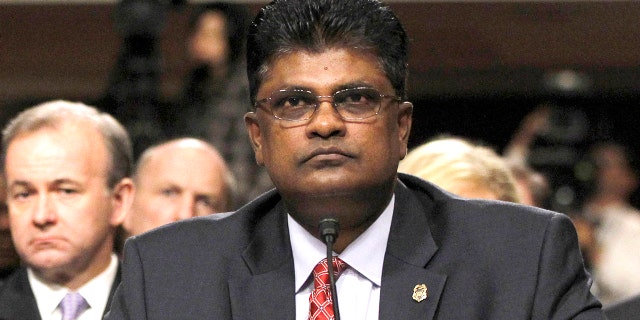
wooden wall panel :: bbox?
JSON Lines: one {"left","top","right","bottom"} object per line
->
{"left": 1, "top": 1, "right": 639, "bottom": 104}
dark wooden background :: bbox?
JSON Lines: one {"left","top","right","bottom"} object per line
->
{"left": 1, "top": 1, "right": 639, "bottom": 153}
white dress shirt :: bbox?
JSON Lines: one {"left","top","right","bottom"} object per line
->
{"left": 28, "top": 254, "right": 119, "bottom": 320}
{"left": 289, "top": 195, "right": 394, "bottom": 320}
{"left": 590, "top": 203, "right": 640, "bottom": 306}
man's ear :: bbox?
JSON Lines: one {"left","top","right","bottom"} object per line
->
{"left": 110, "top": 178, "right": 134, "bottom": 226}
{"left": 244, "top": 111, "right": 265, "bottom": 166}
{"left": 397, "top": 101, "right": 413, "bottom": 159}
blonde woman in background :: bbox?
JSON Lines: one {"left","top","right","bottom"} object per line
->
{"left": 399, "top": 136, "right": 521, "bottom": 203}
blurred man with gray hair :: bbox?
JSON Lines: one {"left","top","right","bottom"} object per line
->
{"left": 0, "top": 100, "right": 134, "bottom": 320}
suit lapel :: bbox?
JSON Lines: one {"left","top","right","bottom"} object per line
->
{"left": 228, "top": 262, "right": 296, "bottom": 320}
{"left": 227, "top": 180, "right": 447, "bottom": 319}
{"left": 379, "top": 180, "right": 447, "bottom": 320}
{"left": 0, "top": 267, "right": 42, "bottom": 320}
{"left": 103, "top": 262, "right": 121, "bottom": 317}
{"left": 229, "top": 201, "right": 296, "bottom": 320}
{"left": 0, "top": 263, "right": 121, "bottom": 320}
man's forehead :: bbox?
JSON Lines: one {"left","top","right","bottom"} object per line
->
{"left": 258, "top": 48, "right": 390, "bottom": 92}
{"left": 5, "top": 128, "right": 110, "bottom": 182}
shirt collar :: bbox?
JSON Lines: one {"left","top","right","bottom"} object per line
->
{"left": 28, "top": 254, "right": 119, "bottom": 316}
{"left": 289, "top": 195, "right": 394, "bottom": 292}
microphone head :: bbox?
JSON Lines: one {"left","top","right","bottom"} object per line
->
{"left": 318, "top": 218, "right": 340, "bottom": 240}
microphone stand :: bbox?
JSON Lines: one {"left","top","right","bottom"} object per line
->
{"left": 319, "top": 218, "right": 341, "bottom": 320}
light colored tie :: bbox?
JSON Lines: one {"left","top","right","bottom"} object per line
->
{"left": 59, "top": 292, "right": 89, "bottom": 320}
{"left": 308, "top": 257, "right": 346, "bottom": 320}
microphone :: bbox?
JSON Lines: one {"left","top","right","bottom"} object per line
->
{"left": 318, "top": 218, "right": 341, "bottom": 320}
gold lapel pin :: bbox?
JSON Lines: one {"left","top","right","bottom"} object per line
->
{"left": 412, "top": 284, "right": 428, "bottom": 302}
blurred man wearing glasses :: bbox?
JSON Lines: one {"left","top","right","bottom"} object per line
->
{"left": 106, "top": 0, "right": 603, "bottom": 319}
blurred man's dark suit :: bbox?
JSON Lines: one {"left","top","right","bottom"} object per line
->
{"left": 604, "top": 294, "right": 640, "bottom": 320}
{"left": 106, "top": 174, "right": 603, "bottom": 319}
{"left": 0, "top": 266, "right": 121, "bottom": 320}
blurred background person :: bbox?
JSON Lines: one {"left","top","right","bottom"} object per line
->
{"left": 0, "top": 176, "right": 20, "bottom": 280}
{"left": 177, "top": 2, "right": 249, "bottom": 123}
{"left": 574, "top": 141, "right": 640, "bottom": 306}
{"left": 0, "top": 100, "right": 37, "bottom": 281}
{"left": 121, "top": 137, "right": 236, "bottom": 241}
{"left": 503, "top": 103, "right": 613, "bottom": 214}
{"left": 96, "top": 0, "right": 185, "bottom": 158}
{"left": 98, "top": 1, "right": 272, "bottom": 207}
{"left": 399, "top": 136, "right": 521, "bottom": 203}
{"left": 171, "top": 2, "right": 273, "bottom": 206}
{"left": 0, "top": 101, "right": 134, "bottom": 319}
{"left": 503, "top": 104, "right": 620, "bottom": 283}
{"left": 506, "top": 160, "right": 551, "bottom": 208}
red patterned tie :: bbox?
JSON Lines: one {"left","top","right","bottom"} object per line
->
{"left": 308, "top": 257, "right": 347, "bottom": 320}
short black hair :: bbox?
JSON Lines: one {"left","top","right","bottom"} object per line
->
{"left": 246, "top": 0, "right": 409, "bottom": 105}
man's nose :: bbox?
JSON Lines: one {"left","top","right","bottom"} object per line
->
{"left": 176, "top": 195, "right": 197, "bottom": 221}
{"left": 32, "top": 195, "right": 57, "bottom": 227}
{"left": 305, "top": 101, "right": 347, "bottom": 139}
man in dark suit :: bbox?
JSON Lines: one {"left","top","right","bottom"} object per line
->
{"left": 604, "top": 294, "right": 640, "bottom": 320}
{"left": 0, "top": 101, "right": 134, "bottom": 319}
{"left": 105, "top": 0, "right": 604, "bottom": 319}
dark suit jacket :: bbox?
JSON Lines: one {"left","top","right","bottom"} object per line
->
{"left": 0, "top": 263, "right": 121, "bottom": 320}
{"left": 106, "top": 174, "right": 603, "bottom": 319}
{"left": 604, "top": 294, "right": 640, "bottom": 320}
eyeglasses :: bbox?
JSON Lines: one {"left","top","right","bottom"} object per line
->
{"left": 254, "top": 87, "right": 402, "bottom": 122}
